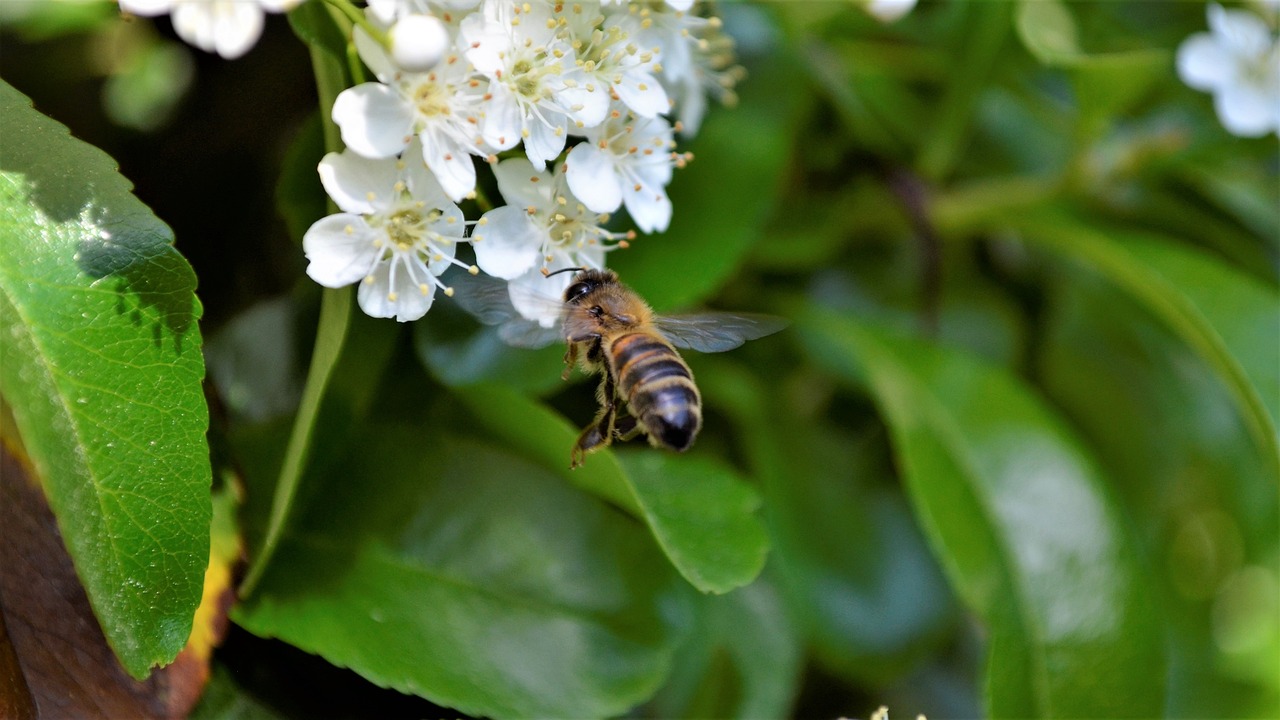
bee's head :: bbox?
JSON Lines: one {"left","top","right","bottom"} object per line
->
{"left": 549, "top": 267, "right": 618, "bottom": 305}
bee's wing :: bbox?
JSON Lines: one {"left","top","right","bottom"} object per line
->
{"left": 653, "top": 312, "right": 788, "bottom": 353}
{"left": 444, "top": 269, "right": 566, "bottom": 349}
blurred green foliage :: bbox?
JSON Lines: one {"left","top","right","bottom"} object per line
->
{"left": 1, "top": 1, "right": 1277, "bottom": 718}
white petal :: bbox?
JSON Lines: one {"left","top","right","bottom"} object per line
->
{"left": 524, "top": 112, "right": 568, "bottom": 169}
{"left": 665, "top": 0, "right": 695, "bottom": 10}
{"left": 472, "top": 205, "right": 543, "bottom": 279}
{"left": 480, "top": 82, "right": 523, "bottom": 151}
{"left": 257, "top": 0, "right": 302, "bottom": 12}
{"left": 1215, "top": 83, "right": 1275, "bottom": 136}
{"left": 401, "top": 137, "right": 454, "bottom": 205}
{"left": 354, "top": 24, "right": 397, "bottom": 82}
{"left": 1177, "top": 34, "right": 1233, "bottom": 91}
{"left": 419, "top": 132, "right": 477, "bottom": 203}
{"left": 208, "top": 1, "right": 265, "bottom": 59}
{"left": 614, "top": 70, "right": 670, "bottom": 119}
{"left": 119, "top": 0, "right": 173, "bottom": 16}
{"left": 170, "top": 2, "right": 218, "bottom": 53}
{"left": 460, "top": 14, "right": 507, "bottom": 76}
{"left": 357, "top": 255, "right": 436, "bottom": 322}
{"left": 866, "top": 0, "right": 917, "bottom": 23}
{"left": 424, "top": 233, "right": 459, "bottom": 276}
{"left": 1208, "top": 3, "right": 1272, "bottom": 57}
{"left": 559, "top": 76, "right": 610, "bottom": 128}
{"left": 624, "top": 179, "right": 672, "bottom": 234}
{"left": 565, "top": 143, "right": 623, "bottom": 213}
{"left": 675, "top": 76, "right": 707, "bottom": 137}
{"left": 332, "top": 84, "right": 416, "bottom": 159}
{"left": 318, "top": 151, "right": 400, "bottom": 215}
{"left": 508, "top": 266, "right": 566, "bottom": 327}
{"left": 367, "top": 0, "right": 399, "bottom": 25}
{"left": 493, "top": 157, "right": 553, "bottom": 209}
{"left": 304, "top": 214, "right": 382, "bottom": 288}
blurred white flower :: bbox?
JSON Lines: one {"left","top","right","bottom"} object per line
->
{"left": 623, "top": 6, "right": 741, "bottom": 136}
{"left": 1177, "top": 3, "right": 1280, "bottom": 137}
{"left": 303, "top": 140, "right": 473, "bottom": 322}
{"left": 119, "top": 0, "right": 301, "bottom": 60}
{"left": 864, "top": 0, "right": 917, "bottom": 24}
{"left": 472, "top": 158, "right": 627, "bottom": 325}
{"left": 333, "top": 16, "right": 490, "bottom": 202}
{"left": 565, "top": 113, "right": 681, "bottom": 233}
{"left": 460, "top": 1, "right": 610, "bottom": 169}
{"left": 388, "top": 14, "right": 450, "bottom": 72}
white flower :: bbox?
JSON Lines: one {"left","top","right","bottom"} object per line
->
{"left": 119, "top": 0, "right": 300, "bottom": 60}
{"left": 563, "top": 9, "right": 670, "bottom": 119}
{"left": 332, "top": 16, "right": 490, "bottom": 202}
{"left": 303, "top": 140, "right": 473, "bottom": 322}
{"left": 1177, "top": 3, "right": 1280, "bottom": 138}
{"left": 388, "top": 14, "right": 450, "bottom": 72}
{"left": 565, "top": 113, "right": 681, "bottom": 233}
{"left": 864, "top": 0, "right": 917, "bottom": 23}
{"left": 460, "top": 0, "right": 610, "bottom": 169}
{"left": 472, "top": 158, "right": 628, "bottom": 325}
{"left": 622, "top": 6, "right": 740, "bottom": 136}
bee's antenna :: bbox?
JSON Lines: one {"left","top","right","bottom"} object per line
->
{"left": 544, "top": 266, "right": 586, "bottom": 278}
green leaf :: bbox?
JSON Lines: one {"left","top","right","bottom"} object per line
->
{"left": 0, "top": 80, "right": 209, "bottom": 678}
{"left": 696, "top": 358, "right": 956, "bottom": 684}
{"left": 646, "top": 578, "right": 802, "bottom": 719}
{"left": 799, "top": 310, "right": 1165, "bottom": 718}
{"left": 458, "top": 384, "right": 769, "bottom": 594}
{"left": 608, "top": 48, "right": 808, "bottom": 311}
{"left": 618, "top": 452, "right": 769, "bottom": 595}
{"left": 1014, "top": 0, "right": 1166, "bottom": 126}
{"left": 233, "top": 432, "right": 681, "bottom": 719}
{"left": 1038, "top": 268, "right": 1277, "bottom": 717}
{"left": 1009, "top": 212, "right": 1280, "bottom": 483}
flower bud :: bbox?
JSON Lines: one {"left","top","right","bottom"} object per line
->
{"left": 388, "top": 14, "right": 449, "bottom": 72}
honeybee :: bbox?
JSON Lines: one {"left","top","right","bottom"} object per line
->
{"left": 452, "top": 267, "right": 786, "bottom": 467}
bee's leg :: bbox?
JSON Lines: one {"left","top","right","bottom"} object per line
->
{"left": 613, "top": 414, "right": 643, "bottom": 442}
{"left": 571, "top": 370, "right": 618, "bottom": 469}
{"left": 561, "top": 343, "right": 579, "bottom": 381}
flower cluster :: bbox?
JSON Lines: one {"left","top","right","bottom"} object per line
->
{"left": 1177, "top": 2, "right": 1280, "bottom": 138}
{"left": 305, "top": 0, "right": 737, "bottom": 322}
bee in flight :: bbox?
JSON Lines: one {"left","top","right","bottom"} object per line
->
{"left": 453, "top": 267, "right": 786, "bottom": 468}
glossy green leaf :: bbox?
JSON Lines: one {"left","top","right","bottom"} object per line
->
{"left": 1009, "top": 212, "right": 1280, "bottom": 482}
{"left": 696, "top": 358, "right": 956, "bottom": 684}
{"left": 0, "top": 80, "right": 209, "bottom": 678}
{"left": 1039, "top": 269, "right": 1277, "bottom": 718}
{"left": 799, "top": 310, "right": 1165, "bottom": 718}
{"left": 233, "top": 431, "right": 681, "bottom": 719}
{"left": 618, "top": 452, "right": 769, "bottom": 595}
{"left": 608, "top": 47, "right": 808, "bottom": 311}
{"left": 459, "top": 384, "right": 769, "bottom": 594}
{"left": 646, "top": 578, "right": 801, "bottom": 719}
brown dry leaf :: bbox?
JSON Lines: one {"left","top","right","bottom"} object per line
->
{"left": 0, "top": 442, "right": 238, "bottom": 718}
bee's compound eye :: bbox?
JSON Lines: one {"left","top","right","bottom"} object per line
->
{"left": 565, "top": 282, "right": 590, "bottom": 302}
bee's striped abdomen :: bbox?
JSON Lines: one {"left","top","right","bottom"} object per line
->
{"left": 611, "top": 332, "right": 702, "bottom": 451}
